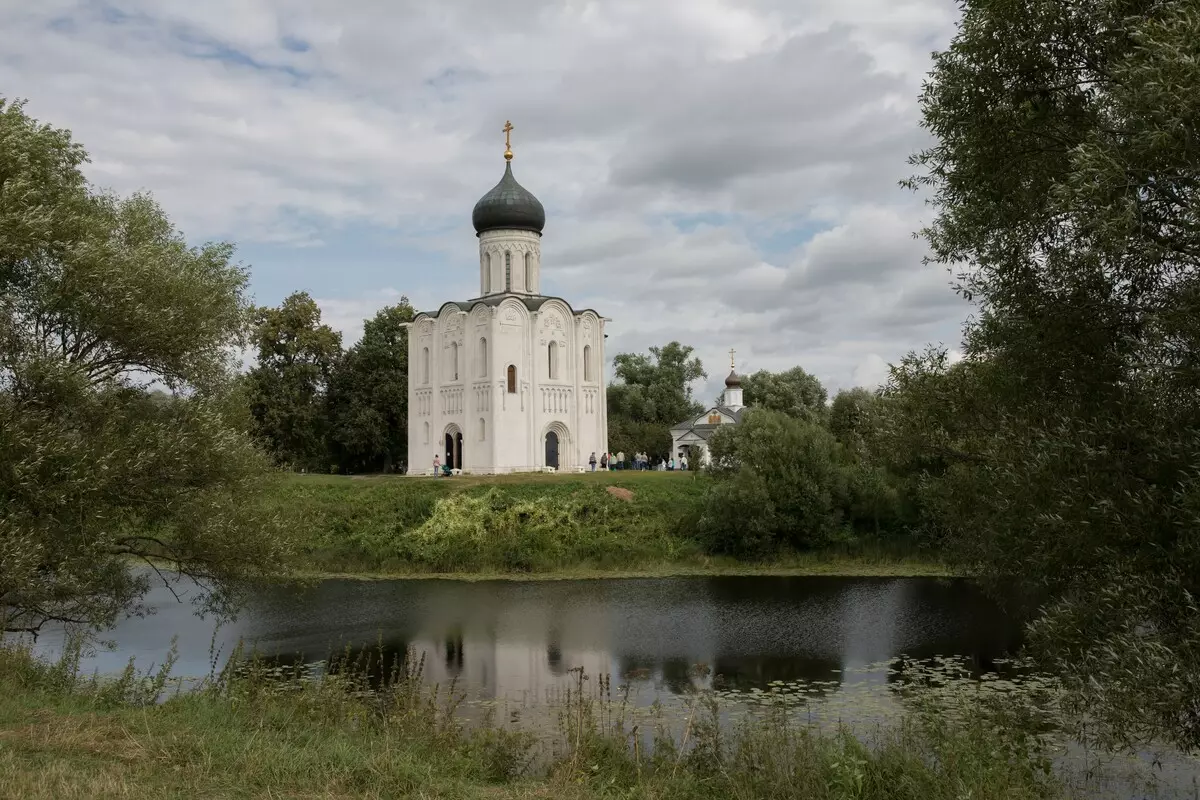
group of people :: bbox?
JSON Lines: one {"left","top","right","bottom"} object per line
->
{"left": 430, "top": 451, "right": 692, "bottom": 475}
{"left": 587, "top": 451, "right": 689, "bottom": 471}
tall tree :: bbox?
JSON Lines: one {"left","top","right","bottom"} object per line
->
{"left": 738, "top": 367, "right": 827, "bottom": 421}
{"left": 1, "top": 98, "right": 288, "bottom": 634}
{"left": 608, "top": 341, "right": 706, "bottom": 425}
{"left": 904, "top": 0, "right": 1200, "bottom": 748}
{"left": 326, "top": 301, "right": 414, "bottom": 473}
{"left": 607, "top": 341, "right": 706, "bottom": 458}
{"left": 247, "top": 292, "right": 342, "bottom": 470}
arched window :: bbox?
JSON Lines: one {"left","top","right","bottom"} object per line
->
{"left": 422, "top": 347, "right": 430, "bottom": 384}
{"left": 548, "top": 341, "right": 558, "bottom": 380}
{"left": 479, "top": 417, "right": 486, "bottom": 441}
{"left": 506, "top": 365, "right": 517, "bottom": 394}
{"left": 504, "top": 251, "right": 512, "bottom": 291}
{"left": 482, "top": 254, "right": 490, "bottom": 293}
{"left": 423, "top": 421, "right": 429, "bottom": 444}
{"left": 583, "top": 344, "right": 592, "bottom": 382}
{"left": 524, "top": 252, "right": 532, "bottom": 292}
{"left": 478, "top": 337, "right": 488, "bottom": 377}
{"left": 450, "top": 341, "right": 458, "bottom": 381}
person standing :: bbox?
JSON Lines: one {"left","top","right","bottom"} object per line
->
{"left": 433, "top": 454, "right": 441, "bottom": 476}
{"left": 589, "top": 451, "right": 597, "bottom": 472}
{"left": 600, "top": 452, "right": 608, "bottom": 471}
{"left": 616, "top": 451, "right": 625, "bottom": 471}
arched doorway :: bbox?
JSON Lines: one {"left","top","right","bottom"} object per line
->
{"left": 542, "top": 422, "right": 569, "bottom": 470}
{"left": 443, "top": 425, "right": 464, "bottom": 470}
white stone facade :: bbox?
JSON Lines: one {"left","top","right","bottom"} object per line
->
{"left": 405, "top": 227, "right": 609, "bottom": 474}
{"left": 478, "top": 229, "right": 542, "bottom": 296}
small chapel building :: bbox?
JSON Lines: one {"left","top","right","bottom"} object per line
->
{"left": 404, "top": 123, "right": 609, "bottom": 475}
{"left": 669, "top": 358, "right": 746, "bottom": 467}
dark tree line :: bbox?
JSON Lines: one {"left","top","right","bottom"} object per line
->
{"left": 245, "top": 292, "right": 414, "bottom": 474}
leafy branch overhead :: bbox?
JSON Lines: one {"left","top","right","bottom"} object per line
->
{"left": 898, "top": 0, "right": 1200, "bottom": 750}
{"left": 1, "top": 97, "right": 290, "bottom": 635}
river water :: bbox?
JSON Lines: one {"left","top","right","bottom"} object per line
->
{"left": 30, "top": 574, "right": 1200, "bottom": 798}
{"left": 35, "top": 575, "right": 1019, "bottom": 695}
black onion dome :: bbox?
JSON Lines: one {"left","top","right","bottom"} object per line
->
{"left": 471, "top": 161, "right": 545, "bottom": 235}
{"left": 724, "top": 369, "right": 742, "bottom": 388}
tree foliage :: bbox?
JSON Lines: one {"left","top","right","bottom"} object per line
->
{"left": 829, "top": 388, "right": 879, "bottom": 451}
{"left": 326, "top": 301, "right": 414, "bottom": 473}
{"left": 901, "top": 0, "right": 1200, "bottom": 748}
{"left": 607, "top": 341, "right": 706, "bottom": 458}
{"left": 699, "top": 410, "right": 878, "bottom": 556}
{"left": 0, "top": 98, "right": 288, "bottom": 634}
{"left": 738, "top": 367, "right": 827, "bottom": 422}
{"left": 246, "top": 292, "right": 342, "bottom": 471}
{"left": 700, "top": 410, "right": 844, "bottom": 554}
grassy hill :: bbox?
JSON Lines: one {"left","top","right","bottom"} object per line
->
{"left": 263, "top": 471, "right": 945, "bottom": 578}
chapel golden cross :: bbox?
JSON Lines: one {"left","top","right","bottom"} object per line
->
{"left": 729, "top": 348, "right": 736, "bottom": 369}
{"left": 503, "top": 120, "right": 514, "bottom": 159}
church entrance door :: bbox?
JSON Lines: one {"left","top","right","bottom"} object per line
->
{"left": 444, "top": 428, "right": 464, "bottom": 471}
{"left": 545, "top": 431, "right": 559, "bottom": 470}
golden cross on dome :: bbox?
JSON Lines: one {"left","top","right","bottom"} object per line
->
{"left": 729, "top": 348, "right": 736, "bottom": 370}
{"left": 503, "top": 120, "right": 514, "bottom": 160}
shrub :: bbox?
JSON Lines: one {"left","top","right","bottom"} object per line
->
{"left": 701, "top": 410, "right": 846, "bottom": 553}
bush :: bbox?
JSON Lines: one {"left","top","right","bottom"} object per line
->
{"left": 696, "top": 467, "right": 777, "bottom": 557}
{"left": 700, "top": 410, "right": 847, "bottom": 553}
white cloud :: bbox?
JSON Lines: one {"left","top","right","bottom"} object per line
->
{"left": 0, "top": 0, "right": 970, "bottom": 401}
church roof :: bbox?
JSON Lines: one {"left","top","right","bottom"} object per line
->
{"left": 472, "top": 161, "right": 545, "bottom": 235}
{"left": 724, "top": 369, "right": 742, "bottom": 388}
{"left": 669, "top": 405, "right": 747, "bottom": 433}
{"left": 412, "top": 294, "right": 603, "bottom": 320}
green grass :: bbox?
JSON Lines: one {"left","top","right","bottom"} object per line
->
{"left": 263, "top": 471, "right": 948, "bottom": 579}
{"left": 0, "top": 642, "right": 1062, "bottom": 800}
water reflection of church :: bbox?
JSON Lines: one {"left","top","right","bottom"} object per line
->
{"left": 400, "top": 579, "right": 940, "bottom": 702}
{"left": 306, "top": 577, "right": 1021, "bottom": 703}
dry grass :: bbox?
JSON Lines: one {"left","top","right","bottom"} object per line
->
{"left": 0, "top": 643, "right": 1063, "bottom": 800}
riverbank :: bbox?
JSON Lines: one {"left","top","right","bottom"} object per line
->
{"left": 267, "top": 472, "right": 947, "bottom": 579}
{"left": 0, "top": 644, "right": 1059, "bottom": 800}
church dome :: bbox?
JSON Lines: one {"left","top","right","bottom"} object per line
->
{"left": 724, "top": 369, "right": 742, "bottom": 388}
{"left": 472, "top": 161, "right": 545, "bottom": 235}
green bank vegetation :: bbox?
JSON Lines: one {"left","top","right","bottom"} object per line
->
{"left": 267, "top": 471, "right": 941, "bottom": 578}
{"left": 0, "top": 641, "right": 1064, "bottom": 800}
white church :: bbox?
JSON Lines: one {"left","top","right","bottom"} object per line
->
{"left": 404, "top": 124, "right": 609, "bottom": 474}
{"left": 668, "top": 358, "right": 746, "bottom": 468}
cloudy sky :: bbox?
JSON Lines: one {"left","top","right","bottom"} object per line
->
{"left": 1, "top": 0, "right": 969, "bottom": 401}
